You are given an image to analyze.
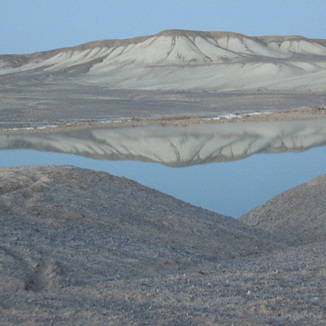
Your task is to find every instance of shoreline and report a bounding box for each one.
[0,107,325,136]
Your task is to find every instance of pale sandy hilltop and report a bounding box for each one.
[0,166,325,325]
[2,30,326,91]
[0,30,326,129]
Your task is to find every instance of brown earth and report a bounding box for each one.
[1,166,325,325]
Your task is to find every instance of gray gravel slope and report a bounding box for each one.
[1,166,325,325]
[240,174,326,244]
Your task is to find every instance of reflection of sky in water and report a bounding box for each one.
[1,146,325,218]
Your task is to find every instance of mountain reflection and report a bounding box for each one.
[1,119,326,167]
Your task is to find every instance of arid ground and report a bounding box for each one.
[1,165,325,325]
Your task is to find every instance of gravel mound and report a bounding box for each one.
[1,165,277,286]
[1,166,325,325]
[240,175,326,244]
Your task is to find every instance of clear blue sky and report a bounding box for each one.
[1,0,325,55]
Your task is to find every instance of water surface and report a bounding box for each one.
[1,119,325,217]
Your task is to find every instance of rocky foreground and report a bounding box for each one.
[0,166,325,325]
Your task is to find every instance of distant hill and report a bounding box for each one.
[1,29,326,91]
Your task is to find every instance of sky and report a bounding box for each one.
[0,0,325,55]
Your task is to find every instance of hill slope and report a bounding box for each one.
[1,166,325,325]
[1,29,326,91]
[0,165,277,289]
[240,174,326,244]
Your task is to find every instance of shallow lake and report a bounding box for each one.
[1,119,325,218]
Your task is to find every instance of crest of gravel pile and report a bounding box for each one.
[240,174,326,244]
[0,165,278,289]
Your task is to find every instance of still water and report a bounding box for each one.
[1,119,325,218]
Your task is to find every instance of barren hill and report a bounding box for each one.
[1,29,326,91]
[0,165,277,287]
[1,166,326,325]
[240,174,326,244]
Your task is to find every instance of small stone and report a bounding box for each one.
[310,297,319,303]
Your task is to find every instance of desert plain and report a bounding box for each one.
[1,30,326,325]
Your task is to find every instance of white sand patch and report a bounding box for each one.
[203,112,271,121]
[280,40,326,55]
[193,36,239,61]
[2,125,59,132]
